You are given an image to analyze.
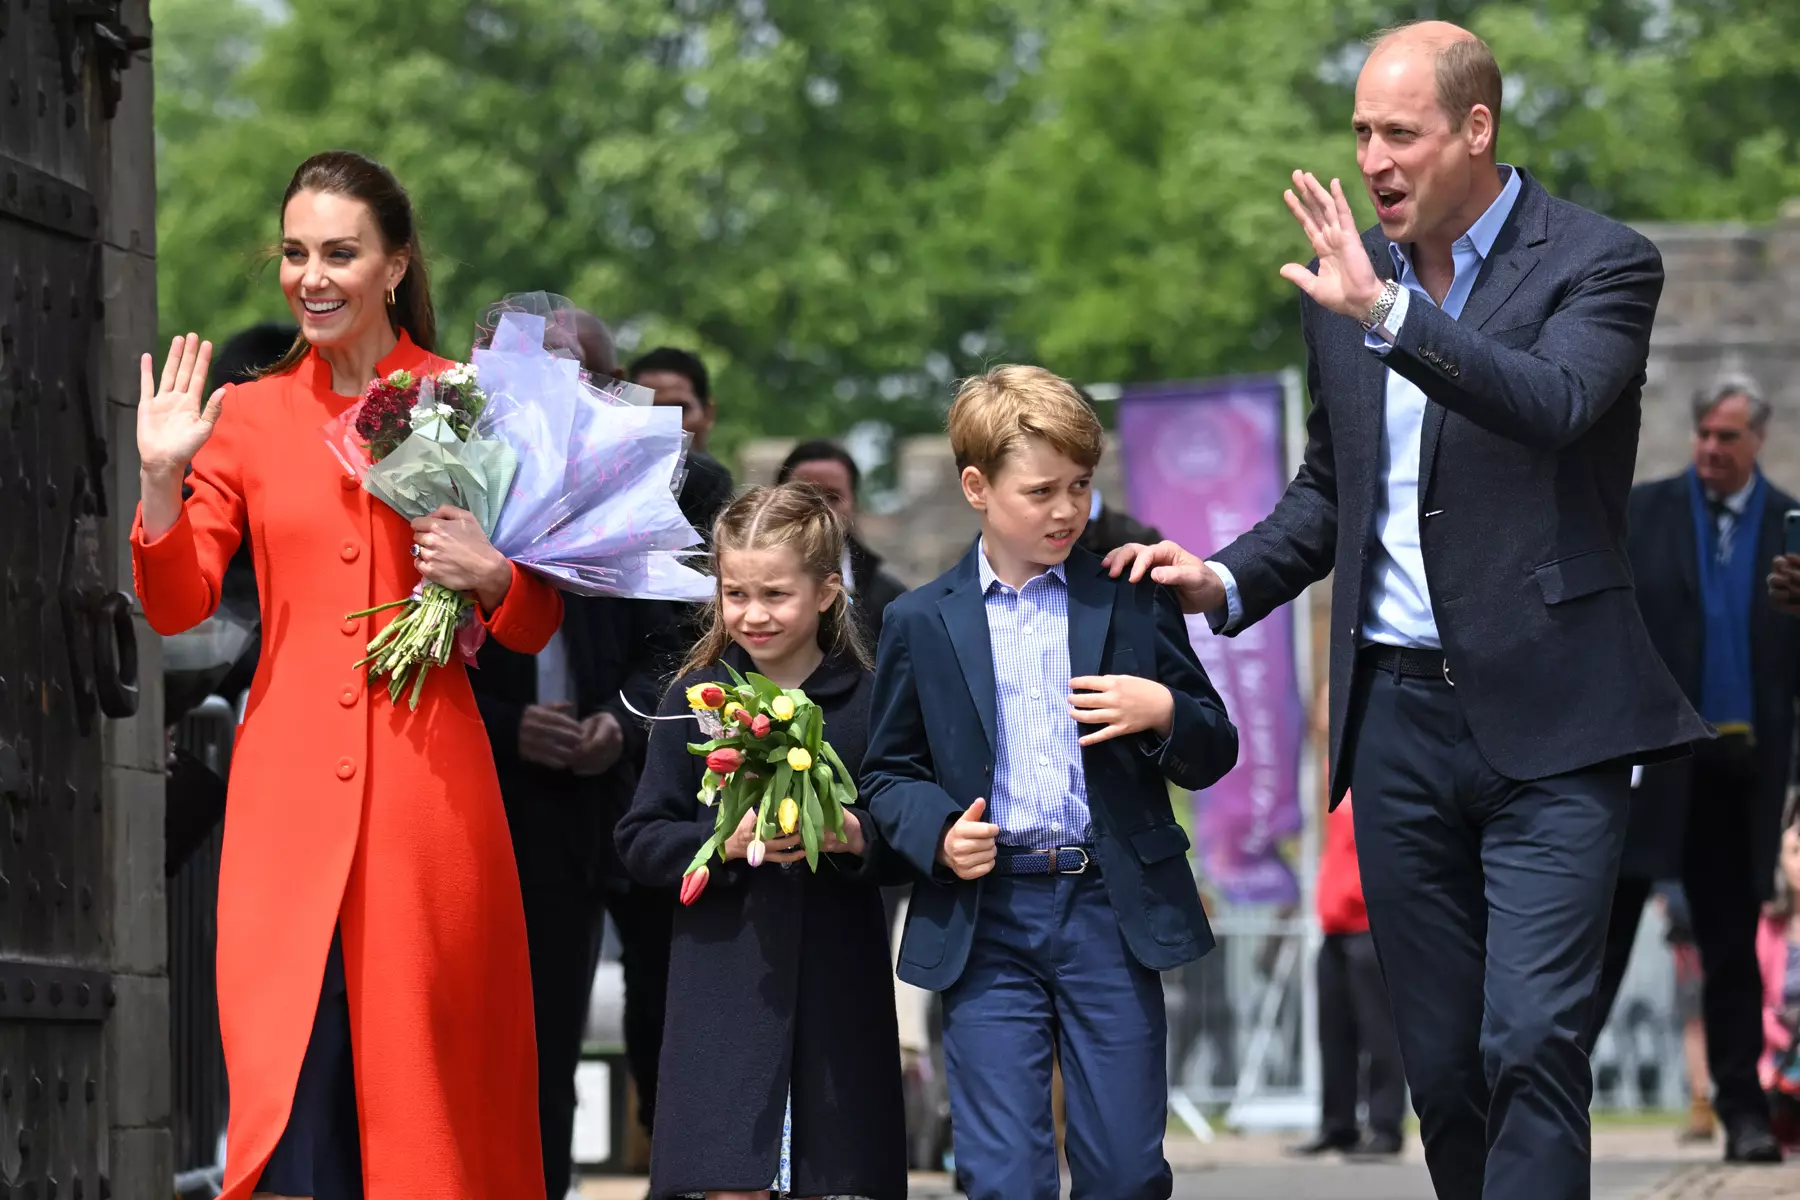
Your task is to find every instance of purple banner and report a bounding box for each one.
[1117,376,1304,906]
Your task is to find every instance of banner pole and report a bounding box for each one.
[1281,366,1324,1115]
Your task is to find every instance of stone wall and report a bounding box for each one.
[1637,201,1800,487]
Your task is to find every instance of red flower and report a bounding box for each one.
[680,866,709,906]
[698,684,727,709]
[353,374,420,457]
[749,714,772,739]
[705,748,744,774]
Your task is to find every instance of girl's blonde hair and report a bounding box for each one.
[676,481,870,682]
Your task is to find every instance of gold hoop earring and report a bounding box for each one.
[386,287,397,306]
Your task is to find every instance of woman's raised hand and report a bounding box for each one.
[138,334,226,478]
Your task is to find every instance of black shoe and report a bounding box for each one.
[1347,1131,1404,1160]
[1285,1131,1360,1157]
[1724,1118,1784,1164]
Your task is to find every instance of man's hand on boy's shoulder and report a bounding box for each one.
[1103,540,1226,616]
[937,798,1000,880]
[1069,674,1174,747]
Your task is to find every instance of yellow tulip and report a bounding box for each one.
[779,797,799,834]
[770,695,796,721]
[723,702,749,725]
[786,746,813,772]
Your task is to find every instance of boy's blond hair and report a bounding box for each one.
[947,365,1104,477]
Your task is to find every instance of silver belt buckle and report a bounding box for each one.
[1056,846,1090,874]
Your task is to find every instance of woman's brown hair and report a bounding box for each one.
[263,150,437,376]
[676,482,869,682]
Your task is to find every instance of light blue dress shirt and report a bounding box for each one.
[977,542,1094,849]
[1210,166,1523,645]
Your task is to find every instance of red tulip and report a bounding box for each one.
[749,713,772,739]
[705,747,745,774]
[680,866,710,906]
[698,684,727,709]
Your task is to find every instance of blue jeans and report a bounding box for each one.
[942,871,1172,1200]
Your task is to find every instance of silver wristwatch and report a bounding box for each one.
[1360,279,1402,333]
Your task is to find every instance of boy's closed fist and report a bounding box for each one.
[937,798,1000,880]
[1069,674,1174,747]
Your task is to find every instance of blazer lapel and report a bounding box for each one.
[937,555,999,755]
[1750,485,1785,672]
[1066,557,1115,682]
[1419,174,1548,499]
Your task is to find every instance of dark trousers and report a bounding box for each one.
[520,876,605,1200]
[257,929,364,1198]
[1317,931,1406,1142]
[1587,742,1770,1128]
[941,872,1172,1200]
[602,882,674,1136]
[1347,661,1629,1200]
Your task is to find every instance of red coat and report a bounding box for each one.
[133,334,560,1199]
[1316,797,1369,935]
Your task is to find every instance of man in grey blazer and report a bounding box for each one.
[1110,20,1707,1199]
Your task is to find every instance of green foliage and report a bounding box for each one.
[153,0,1800,452]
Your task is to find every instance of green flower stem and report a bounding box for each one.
[350,582,475,709]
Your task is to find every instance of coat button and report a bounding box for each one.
[341,617,360,636]
[336,758,356,780]
[340,541,360,562]
[338,684,359,708]
[340,475,359,491]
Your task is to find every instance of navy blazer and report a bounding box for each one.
[863,542,1239,992]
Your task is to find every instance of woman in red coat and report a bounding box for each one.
[135,151,560,1199]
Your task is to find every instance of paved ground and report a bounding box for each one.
[578,1128,1800,1198]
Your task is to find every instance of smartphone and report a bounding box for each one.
[1788,509,1800,556]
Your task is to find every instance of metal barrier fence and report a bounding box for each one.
[170,694,238,1196]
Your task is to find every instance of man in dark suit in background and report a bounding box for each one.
[1106,22,1706,1198]
[1589,375,1796,1163]
[775,439,907,647]
[627,346,735,538]
[473,311,687,1196]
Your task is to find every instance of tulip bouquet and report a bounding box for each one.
[678,665,857,905]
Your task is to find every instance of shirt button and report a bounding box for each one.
[336,757,356,780]
[338,684,359,708]
[340,541,360,562]
[341,617,361,636]
[1037,753,1050,767]
[340,475,359,492]
[1030,687,1042,699]
[1051,821,1063,832]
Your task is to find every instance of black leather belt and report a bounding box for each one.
[1359,643,1454,686]
[993,846,1093,876]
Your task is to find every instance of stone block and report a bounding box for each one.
[106,765,167,973]
[106,973,172,1128]
[108,1127,174,1200]
[97,0,157,258]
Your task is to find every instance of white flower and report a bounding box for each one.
[409,401,460,443]
[439,362,477,389]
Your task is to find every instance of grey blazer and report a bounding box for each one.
[1213,170,1708,801]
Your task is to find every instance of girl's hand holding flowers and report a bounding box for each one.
[821,810,867,857]
[723,807,804,866]
[411,505,512,612]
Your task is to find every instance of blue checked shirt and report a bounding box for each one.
[977,543,1093,849]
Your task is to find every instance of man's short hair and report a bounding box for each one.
[1692,372,1772,434]
[947,365,1104,477]
[1370,23,1503,134]
[778,439,861,494]
[626,346,711,407]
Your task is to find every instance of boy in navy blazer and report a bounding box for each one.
[864,366,1239,1199]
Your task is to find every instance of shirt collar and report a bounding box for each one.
[1709,472,1760,515]
[1388,163,1523,275]
[977,539,1067,594]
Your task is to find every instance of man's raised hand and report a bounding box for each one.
[1278,171,1383,321]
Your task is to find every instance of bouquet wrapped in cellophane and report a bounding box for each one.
[325,300,713,708]
[677,664,858,905]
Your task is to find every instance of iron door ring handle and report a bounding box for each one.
[94,590,139,718]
